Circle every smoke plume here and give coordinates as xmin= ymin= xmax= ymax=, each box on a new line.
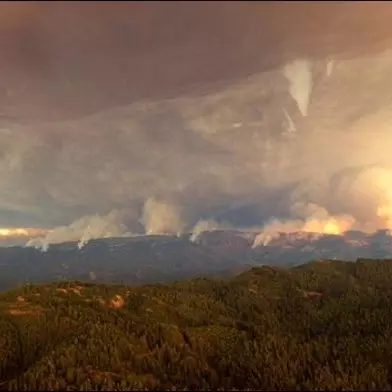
xmin=283 ymin=59 xmax=313 ymax=117
xmin=252 ymin=203 xmax=356 ymax=248
xmin=189 ymin=219 xmax=232 ymax=243
xmin=26 ymin=210 xmax=132 ymax=251
xmin=141 ymin=197 xmax=186 ymax=235
xmin=326 ymin=59 xmax=335 ymax=77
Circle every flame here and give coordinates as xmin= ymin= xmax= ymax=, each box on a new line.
xmin=0 ymin=228 xmax=48 ymax=237
xmin=302 ymin=216 xmax=355 ymax=235
xmin=251 ymin=211 xmax=356 ymax=248
xmin=322 ymin=221 xmax=341 ymax=235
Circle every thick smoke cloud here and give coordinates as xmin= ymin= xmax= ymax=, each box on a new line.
xmin=2 ymin=2 xmax=392 ymax=123
xmin=1 ymin=48 xmax=392 ymax=247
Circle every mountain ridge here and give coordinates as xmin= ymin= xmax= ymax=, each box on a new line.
xmin=0 ymin=229 xmax=391 ymax=292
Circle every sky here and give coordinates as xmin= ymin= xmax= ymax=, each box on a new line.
xmin=2 ymin=2 xmax=392 ymax=247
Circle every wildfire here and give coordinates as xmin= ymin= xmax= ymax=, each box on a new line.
xmin=322 ymin=221 xmax=341 ymax=235
xmin=301 ymin=215 xmax=355 ymax=236
xmin=0 ymin=228 xmax=48 ymax=237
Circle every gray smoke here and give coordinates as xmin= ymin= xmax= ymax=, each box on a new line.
xmin=15 ymin=48 xmax=392 ymax=249
xmin=26 ymin=210 xmax=132 ymax=251
xmin=141 ymin=197 xmax=185 ymax=236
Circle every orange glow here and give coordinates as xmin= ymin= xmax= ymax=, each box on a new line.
xmin=322 ymin=221 xmax=341 ymax=235
xmin=0 ymin=228 xmax=48 ymax=237
xmin=301 ymin=216 xmax=355 ymax=236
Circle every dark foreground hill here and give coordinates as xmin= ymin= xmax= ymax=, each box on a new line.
xmin=2 ymin=259 xmax=392 ymax=390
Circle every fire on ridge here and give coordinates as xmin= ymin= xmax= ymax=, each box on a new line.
xmin=0 ymin=228 xmax=48 ymax=238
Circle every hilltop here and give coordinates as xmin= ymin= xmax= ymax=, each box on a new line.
xmin=2 ymin=229 xmax=392 ymax=292
xmin=2 ymin=259 xmax=392 ymax=390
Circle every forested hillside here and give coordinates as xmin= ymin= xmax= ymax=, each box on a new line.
xmin=3 ymin=229 xmax=392 ymax=292
xmin=2 ymin=258 xmax=392 ymax=390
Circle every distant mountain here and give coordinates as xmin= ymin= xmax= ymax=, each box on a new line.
xmin=1 ymin=229 xmax=392 ymax=291
xmin=0 ymin=234 xmax=250 ymax=291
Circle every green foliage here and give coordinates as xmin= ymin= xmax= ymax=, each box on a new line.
xmin=2 ymin=260 xmax=392 ymax=390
